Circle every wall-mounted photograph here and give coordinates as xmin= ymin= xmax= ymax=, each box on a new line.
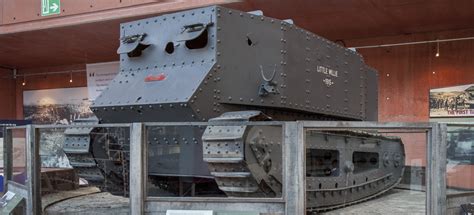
xmin=23 ymin=87 xmax=94 ymax=125
xmin=429 ymin=84 xmax=474 ymax=118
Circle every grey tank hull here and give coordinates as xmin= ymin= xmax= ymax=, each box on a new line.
xmin=90 ymin=6 xmax=378 ymax=123
xmin=60 ymin=5 xmax=405 ymax=213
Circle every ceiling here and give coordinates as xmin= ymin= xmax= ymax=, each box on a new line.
xmin=1 ymin=0 xmax=473 ymax=69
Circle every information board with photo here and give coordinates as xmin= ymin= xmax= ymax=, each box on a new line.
xmin=429 ymin=84 xmax=474 ymax=118
xmin=23 ymin=87 xmax=94 ymax=124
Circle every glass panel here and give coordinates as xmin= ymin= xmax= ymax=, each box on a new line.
xmin=12 ymin=128 xmax=27 ymax=185
xmin=445 ymin=125 xmax=474 ymax=215
xmin=305 ymin=128 xmax=427 ymax=214
xmin=38 ymin=127 xmax=79 ymax=196
xmin=146 ymin=124 xmax=283 ymax=198
xmin=37 ymin=125 xmax=130 ymax=202
xmin=0 ymin=127 xmax=5 ymax=170
xmin=306 ymin=149 xmax=340 ymax=177
xmin=353 ymin=151 xmax=379 ymax=173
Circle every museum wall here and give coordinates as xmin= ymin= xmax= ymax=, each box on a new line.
xmin=0 ymin=68 xmax=15 ymax=119
xmin=348 ymin=28 xmax=474 ymax=122
xmin=347 ymin=28 xmax=474 ymax=166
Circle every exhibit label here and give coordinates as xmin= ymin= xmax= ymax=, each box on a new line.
xmin=86 ymin=61 xmax=119 ymax=101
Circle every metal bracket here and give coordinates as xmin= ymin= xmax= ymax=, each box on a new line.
xmin=117 ymin=33 xmax=150 ymax=57
xmin=176 ymin=22 xmax=214 ymax=42
xmin=258 ymin=65 xmax=279 ymax=97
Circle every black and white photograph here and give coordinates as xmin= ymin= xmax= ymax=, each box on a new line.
xmin=429 ymin=84 xmax=474 ymax=118
xmin=23 ymin=87 xmax=94 ymax=124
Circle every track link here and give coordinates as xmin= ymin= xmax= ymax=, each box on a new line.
xmin=63 ymin=118 xmax=106 ymax=188
xmin=202 ymin=111 xmax=264 ymax=196
xmin=63 ymin=118 xmax=130 ymax=196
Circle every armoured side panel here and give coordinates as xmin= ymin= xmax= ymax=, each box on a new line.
xmin=147 ymin=125 xmax=210 ymax=177
xmin=283 ymin=25 xmax=371 ymax=120
xmin=211 ymin=7 xmax=377 ymax=121
xmin=305 ymin=131 xmax=405 ymax=210
xmin=210 ymin=8 xmax=284 ymax=113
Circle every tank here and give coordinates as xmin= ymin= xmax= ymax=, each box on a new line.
xmin=64 ymin=6 xmax=405 ymax=212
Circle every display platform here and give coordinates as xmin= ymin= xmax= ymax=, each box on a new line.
xmin=43 ymin=188 xmax=128 ymax=215
xmin=42 ymin=188 xmax=425 ymax=215
xmin=321 ymin=189 xmax=425 ymax=215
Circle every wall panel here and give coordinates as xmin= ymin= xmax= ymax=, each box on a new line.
xmin=350 ymin=30 xmax=474 ymax=165
xmin=0 ymin=0 xmax=3 ymax=25
xmin=0 ymin=68 xmax=15 ymax=119
xmin=350 ymin=29 xmax=474 ymax=122
xmin=1 ymin=0 xmax=157 ymax=24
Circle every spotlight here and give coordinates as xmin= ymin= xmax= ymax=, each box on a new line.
xmin=22 ymin=76 xmax=26 ymax=86
xmin=435 ymin=41 xmax=440 ymax=57
xmin=69 ymin=72 xmax=73 ymax=83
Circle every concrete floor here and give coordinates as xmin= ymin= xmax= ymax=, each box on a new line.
xmin=43 ymin=188 xmax=425 ymax=214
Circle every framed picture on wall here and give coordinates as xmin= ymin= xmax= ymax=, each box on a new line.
xmin=429 ymin=84 xmax=474 ymax=118
xmin=23 ymin=87 xmax=94 ymax=124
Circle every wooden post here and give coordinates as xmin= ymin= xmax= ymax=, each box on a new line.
xmin=26 ymin=125 xmax=41 ymax=215
xmin=284 ymin=122 xmax=305 ymax=215
xmin=130 ymin=123 xmax=145 ymax=215
xmin=426 ymin=123 xmax=447 ymax=215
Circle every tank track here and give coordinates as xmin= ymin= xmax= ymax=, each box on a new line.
xmin=202 ymin=111 xmax=281 ymax=197
xmin=63 ymin=118 xmax=130 ymax=196
xmin=307 ymin=176 xmax=403 ymax=213
xmin=202 ymin=111 xmax=405 ymax=212
xmin=63 ymin=118 xmax=104 ymax=187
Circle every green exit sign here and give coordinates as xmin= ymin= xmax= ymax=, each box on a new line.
xmin=41 ymin=0 xmax=60 ymax=16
